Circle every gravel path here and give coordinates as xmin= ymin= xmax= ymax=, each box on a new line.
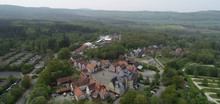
xmin=191 ymin=78 xmax=219 ymax=104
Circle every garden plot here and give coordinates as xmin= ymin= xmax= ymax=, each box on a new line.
xmin=11 ymin=53 xmax=33 ymax=65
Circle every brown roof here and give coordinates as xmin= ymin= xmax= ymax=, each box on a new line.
xmin=119 ymin=55 xmax=125 ymax=60
xmin=73 ymin=86 xmax=83 ymax=98
xmin=91 ymin=63 xmax=97 ymax=67
xmin=127 ymin=58 xmax=135 ymax=63
xmin=57 ymin=76 xmax=72 ymax=84
xmin=82 ymin=69 xmax=88 ymax=73
xmin=120 ymin=63 xmax=126 ymax=69
xmin=101 ymin=60 xmax=109 ymax=64
xmin=79 ymin=72 xmax=86 ymax=80
xmin=88 ymin=83 xmax=96 ymax=90
xmin=99 ymin=85 xmax=107 ymax=95
xmin=87 ymin=63 xmax=94 ymax=69
xmin=71 ymin=78 xmax=90 ymax=87
xmin=92 ymin=90 xmax=99 ymax=96
xmin=56 ymin=87 xmax=71 ymax=93
xmin=89 ymin=77 xmax=94 ymax=84
xmin=185 ymin=50 xmax=189 ymax=53
xmin=126 ymin=65 xmax=134 ymax=71
xmin=113 ymin=62 xmax=119 ymax=67
xmin=79 ymin=61 xmax=88 ymax=66
xmin=118 ymin=61 xmax=128 ymax=66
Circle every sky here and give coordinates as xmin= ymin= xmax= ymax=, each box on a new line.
xmin=1 ymin=0 xmax=220 ymax=12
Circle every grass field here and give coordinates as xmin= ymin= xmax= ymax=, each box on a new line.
xmin=209 ymin=94 xmax=220 ymax=99
xmin=157 ymin=57 xmax=176 ymax=65
xmin=202 ymin=88 xmax=220 ymax=93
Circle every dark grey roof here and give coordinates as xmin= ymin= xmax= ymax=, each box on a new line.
xmin=72 ymin=55 xmax=83 ymax=59
xmin=109 ymin=59 xmax=114 ymax=63
xmin=138 ymin=51 xmax=145 ymax=56
xmin=134 ymin=61 xmax=139 ymax=67
xmin=110 ymin=76 xmax=117 ymax=86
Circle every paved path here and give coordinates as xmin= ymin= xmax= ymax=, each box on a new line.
xmin=16 ymin=57 xmax=44 ymax=104
xmin=191 ymin=77 xmax=219 ymax=104
xmin=155 ymin=57 xmax=164 ymax=68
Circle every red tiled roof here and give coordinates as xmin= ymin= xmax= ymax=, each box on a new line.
xmin=73 ymin=86 xmax=83 ymax=98
xmin=57 ymin=76 xmax=72 ymax=84
xmin=126 ymin=65 xmax=134 ymax=71
xmin=99 ymin=85 xmax=107 ymax=95
xmin=71 ymin=78 xmax=90 ymax=87
xmin=56 ymin=87 xmax=71 ymax=93
xmin=88 ymin=83 xmax=96 ymax=90
xmin=118 ymin=61 xmax=128 ymax=66
xmin=91 ymin=63 xmax=97 ymax=67
xmin=86 ymin=63 xmax=93 ymax=69
xmin=113 ymin=62 xmax=119 ymax=67
xmin=74 ymin=45 xmax=87 ymax=52
xmin=101 ymin=60 xmax=109 ymax=64
xmin=92 ymin=90 xmax=99 ymax=96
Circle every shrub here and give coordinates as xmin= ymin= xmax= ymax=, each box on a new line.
xmin=217 ymin=91 xmax=220 ymax=97
xmin=202 ymin=78 xmax=208 ymax=86
xmin=106 ymin=96 xmax=113 ymax=103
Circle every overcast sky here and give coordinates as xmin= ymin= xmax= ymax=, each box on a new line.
xmin=1 ymin=0 xmax=220 ymax=12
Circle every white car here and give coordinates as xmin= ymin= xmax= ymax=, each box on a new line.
xmin=151 ymin=91 xmax=155 ymax=94
xmin=186 ymin=85 xmax=189 ymax=88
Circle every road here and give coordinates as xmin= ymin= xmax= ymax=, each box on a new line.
xmin=16 ymin=78 xmax=38 ymax=104
xmin=16 ymin=57 xmax=44 ymax=104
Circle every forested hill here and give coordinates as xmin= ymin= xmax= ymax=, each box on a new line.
xmin=1 ymin=5 xmax=220 ymax=22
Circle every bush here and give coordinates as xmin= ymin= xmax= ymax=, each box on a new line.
xmin=152 ymin=78 xmax=160 ymax=86
xmin=21 ymin=80 xmax=30 ymax=88
xmin=106 ymin=96 xmax=113 ymax=103
xmin=217 ymin=91 xmax=220 ymax=97
xmin=143 ymin=77 xmax=150 ymax=85
xmin=148 ymin=65 xmax=158 ymax=71
xmin=202 ymin=78 xmax=208 ymax=86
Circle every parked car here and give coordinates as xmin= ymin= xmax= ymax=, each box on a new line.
xmin=63 ymin=92 xmax=67 ymax=97
xmin=186 ymin=85 xmax=189 ymax=88
xmin=70 ymin=92 xmax=74 ymax=96
xmin=0 ymin=80 xmax=3 ymax=82
xmin=151 ymin=91 xmax=155 ymax=94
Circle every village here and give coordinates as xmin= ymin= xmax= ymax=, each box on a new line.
xmin=52 ymin=34 xmax=190 ymax=102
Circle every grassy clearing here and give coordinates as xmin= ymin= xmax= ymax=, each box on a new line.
xmin=157 ymin=57 xmax=176 ymax=65
xmin=209 ymin=94 xmax=220 ymax=99
xmin=198 ymin=84 xmax=219 ymax=88
xmin=134 ymin=56 xmax=152 ymax=62
xmin=202 ymin=88 xmax=220 ymax=93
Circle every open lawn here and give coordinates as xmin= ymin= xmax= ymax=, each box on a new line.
xmin=209 ymin=94 xmax=220 ymax=99
xmin=157 ymin=57 xmax=176 ymax=65
xmin=202 ymin=88 xmax=220 ymax=93
xmin=134 ymin=56 xmax=152 ymax=62
xmin=198 ymin=84 xmax=219 ymax=88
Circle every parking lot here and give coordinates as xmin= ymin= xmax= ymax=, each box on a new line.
xmin=5 ymin=53 xmax=24 ymax=63
xmin=139 ymin=70 xmax=156 ymax=83
xmin=11 ymin=53 xmax=33 ymax=65
xmin=53 ymin=92 xmax=73 ymax=102
xmin=27 ymin=55 xmax=41 ymax=64
xmin=0 ymin=71 xmax=23 ymax=78
xmin=0 ymin=52 xmax=15 ymax=60
xmin=90 ymin=68 xmax=117 ymax=88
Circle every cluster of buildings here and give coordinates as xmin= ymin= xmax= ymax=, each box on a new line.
xmin=95 ymin=34 xmax=122 ymax=46
xmin=56 ymin=70 xmax=110 ymax=101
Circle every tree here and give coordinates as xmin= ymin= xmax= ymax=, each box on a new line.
xmin=163 ymin=85 xmax=177 ymax=104
xmin=58 ymin=47 xmax=70 ymax=59
xmin=106 ymin=96 xmax=113 ymax=103
xmin=152 ymin=50 xmax=156 ymax=58
xmin=202 ymin=78 xmax=208 ymax=86
xmin=150 ymin=95 xmax=163 ymax=104
xmin=30 ymin=87 xmax=48 ymax=100
xmin=217 ymin=91 xmax=220 ymax=97
xmin=21 ymin=80 xmax=30 ymax=88
xmin=30 ymin=96 xmax=46 ymax=104
xmin=218 ymin=73 xmax=220 ymax=79
xmin=72 ymin=74 xmax=79 ymax=82
xmin=119 ymin=90 xmax=138 ymax=104
xmin=135 ymin=94 xmax=147 ymax=104
xmin=218 ymin=80 xmax=220 ymax=87
xmin=207 ymin=71 xmax=211 ymax=78
xmin=172 ymin=75 xmax=184 ymax=88
xmin=193 ymin=70 xmax=199 ymax=78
